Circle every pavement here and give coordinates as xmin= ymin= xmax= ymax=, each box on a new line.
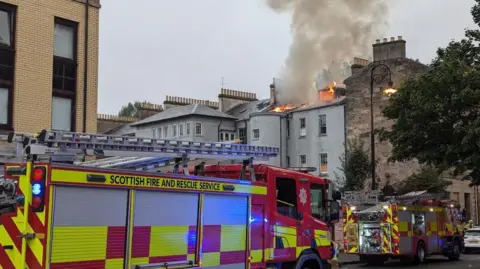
xmin=339 ymin=254 xmax=480 ymax=268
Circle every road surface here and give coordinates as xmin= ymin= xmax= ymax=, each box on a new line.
xmin=342 ymin=254 xmax=480 ymax=268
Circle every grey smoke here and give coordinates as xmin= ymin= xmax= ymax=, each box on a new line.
xmin=266 ymin=0 xmax=391 ymax=104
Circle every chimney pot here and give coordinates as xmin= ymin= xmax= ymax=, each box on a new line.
xmin=390 ymin=37 xmax=395 ymax=41
xmin=398 ymin=36 xmax=402 ymax=40
xmin=383 ymin=38 xmax=388 ymax=42
xmin=376 ymin=39 xmax=380 ymax=44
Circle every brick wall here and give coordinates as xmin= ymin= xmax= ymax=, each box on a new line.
xmin=2 ymin=0 xmax=100 ymax=133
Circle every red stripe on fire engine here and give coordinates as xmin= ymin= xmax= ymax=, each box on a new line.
xmin=150 ymin=254 xmax=187 ymax=263
xmin=0 ymin=246 xmax=15 ymax=269
xmin=1 ymin=215 xmax=22 ymax=251
xmin=26 ymin=245 xmax=43 ymax=269
xmin=202 ymin=225 xmax=221 ymax=252
xmin=106 ymin=226 xmax=126 ymax=259
xmin=50 ymin=260 xmax=106 ymax=269
xmin=220 ymin=250 xmax=246 ymax=264
xmin=131 ymin=226 xmax=151 ymax=258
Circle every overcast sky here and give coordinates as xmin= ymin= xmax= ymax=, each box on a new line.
xmin=97 ymin=0 xmax=477 ymax=114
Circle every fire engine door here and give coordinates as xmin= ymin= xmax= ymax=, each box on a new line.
xmin=131 ymin=190 xmax=199 ymax=268
xmin=425 ymin=211 xmax=438 ymax=253
xmin=49 ymin=186 xmax=129 ymax=268
xmin=201 ymin=194 xmax=248 ymax=269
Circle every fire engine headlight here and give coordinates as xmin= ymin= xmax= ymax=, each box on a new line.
xmin=350 ymin=206 xmax=356 ymax=211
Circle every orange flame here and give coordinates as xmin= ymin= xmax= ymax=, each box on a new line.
xmin=328 ymin=81 xmax=337 ymax=92
xmin=272 ymin=104 xmax=297 ymax=112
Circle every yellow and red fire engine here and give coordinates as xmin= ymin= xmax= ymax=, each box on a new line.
xmin=342 ymin=192 xmax=465 ymax=265
xmin=0 ymin=130 xmax=341 ymax=269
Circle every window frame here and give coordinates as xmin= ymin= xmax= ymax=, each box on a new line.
xmin=195 ymin=122 xmax=203 ymax=136
xmin=163 ymin=126 xmax=168 ymax=138
xmin=179 ymin=123 xmax=184 ymax=136
xmin=299 ymin=117 xmax=306 ymax=137
xmin=220 ymin=133 xmax=224 ymax=141
xmin=300 ymin=155 xmax=307 ymax=166
xmin=230 ymin=133 xmax=234 ymax=141
xmin=157 ymin=127 xmax=162 ymax=138
xmin=318 ymin=114 xmax=327 ymax=135
xmin=186 ymin=122 xmax=191 ymax=135
xmin=51 ymin=96 xmax=74 ymax=131
xmin=173 ymin=124 xmax=178 ymax=137
xmin=52 ymin=17 xmax=78 ymax=132
xmin=239 ymin=128 xmax=247 ymax=144
xmin=320 ymin=153 xmax=328 ymax=174
xmin=253 ymin=128 xmax=260 ymax=140
xmin=0 ymin=2 xmax=16 ymax=131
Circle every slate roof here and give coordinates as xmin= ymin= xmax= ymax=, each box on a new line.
xmin=227 ymin=99 xmax=271 ymax=120
xmin=131 ymin=104 xmax=237 ymax=126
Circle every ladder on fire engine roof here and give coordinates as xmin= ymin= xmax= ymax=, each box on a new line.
xmin=388 ymin=191 xmax=452 ymax=205
xmin=6 ymin=130 xmax=279 ymax=177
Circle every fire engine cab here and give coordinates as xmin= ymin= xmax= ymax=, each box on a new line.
xmin=0 ymin=130 xmax=341 ymax=269
xmin=343 ymin=191 xmax=465 ymax=265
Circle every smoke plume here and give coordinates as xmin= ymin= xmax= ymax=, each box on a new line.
xmin=266 ymin=0 xmax=391 ymax=104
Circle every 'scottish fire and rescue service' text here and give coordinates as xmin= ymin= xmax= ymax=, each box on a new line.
xmin=109 ymin=175 xmax=221 ymax=191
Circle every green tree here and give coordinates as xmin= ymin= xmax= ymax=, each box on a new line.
xmin=378 ymin=0 xmax=480 ymax=181
xmin=398 ymin=166 xmax=452 ymax=194
xmin=118 ymin=101 xmax=152 ymax=118
xmin=335 ymin=138 xmax=371 ymax=191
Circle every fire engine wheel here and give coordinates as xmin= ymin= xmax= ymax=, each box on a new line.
xmin=448 ymin=240 xmax=461 ymax=261
xmin=414 ymin=242 xmax=426 ymax=264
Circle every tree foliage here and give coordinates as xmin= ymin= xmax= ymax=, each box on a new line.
xmin=398 ymin=166 xmax=452 ymax=195
xmin=378 ymin=0 xmax=480 ymax=184
xmin=335 ymin=138 xmax=371 ymax=191
xmin=118 ymin=101 xmax=152 ymax=118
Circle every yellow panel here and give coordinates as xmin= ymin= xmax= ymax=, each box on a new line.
xmin=275 ymin=226 xmax=297 ymax=248
xmin=131 ymin=257 xmax=149 ymax=266
xmin=202 ymin=252 xmax=220 ymax=267
xmin=398 ymin=221 xmax=408 ymax=232
xmin=315 ymin=229 xmax=330 ymax=246
xmin=0 ymin=225 xmax=20 ymax=268
xmin=106 ymin=258 xmax=124 ymax=269
xmin=51 ymin=226 xmax=107 ymax=263
xmin=187 ymin=254 xmax=195 ymax=263
xmin=296 ymin=246 xmax=309 ymax=257
xmin=221 ymin=225 xmax=246 ymax=252
xmin=430 ymin=222 xmax=438 ymax=232
xmin=150 ymin=226 xmax=189 ymax=256
xmin=251 ymin=249 xmax=263 ymax=263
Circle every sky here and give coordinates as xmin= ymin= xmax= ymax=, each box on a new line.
xmin=97 ymin=0 xmax=477 ymax=114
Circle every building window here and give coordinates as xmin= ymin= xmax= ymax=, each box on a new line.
xmin=186 ymin=122 xmax=191 ymax=135
xmin=286 ymin=119 xmax=290 ymax=137
xmin=173 ymin=124 xmax=178 ymax=137
xmin=0 ymin=2 xmax=16 ymax=130
xmin=320 ymin=153 xmax=328 ymax=174
xmin=51 ymin=96 xmax=72 ymax=131
xmin=157 ymin=127 xmax=162 ymax=138
xmin=220 ymin=133 xmax=224 ymax=141
xmin=163 ymin=126 xmax=168 ymax=138
xmin=179 ymin=123 xmax=184 ymax=136
xmin=300 ymin=155 xmax=307 ymax=166
xmin=195 ymin=122 xmax=202 ymax=135
xmin=52 ymin=18 xmax=77 ymax=131
xmin=319 ymin=114 xmax=327 ymax=135
xmin=276 ymin=177 xmax=298 ymax=219
xmin=253 ymin=129 xmax=260 ymax=140
xmin=239 ymin=128 xmax=247 ymax=144
xmin=230 ymin=133 xmax=234 ymax=140
xmin=300 ymin=118 xmax=306 ymax=137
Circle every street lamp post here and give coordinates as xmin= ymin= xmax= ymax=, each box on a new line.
xmin=370 ymin=63 xmax=395 ymax=190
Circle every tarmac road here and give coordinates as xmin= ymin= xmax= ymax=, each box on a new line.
xmin=342 ymin=254 xmax=480 ymax=268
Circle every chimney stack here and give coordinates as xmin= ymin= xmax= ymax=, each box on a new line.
xmin=373 ymin=36 xmax=406 ymax=61
xmin=351 ymin=57 xmax=369 ymax=75
xmin=270 ymin=83 xmax=276 ymax=105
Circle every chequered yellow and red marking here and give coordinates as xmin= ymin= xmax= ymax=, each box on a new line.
xmin=381 ymin=224 xmax=391 ymax=253
xmin=0 ymin=163 xmax=47 ymax=269
xmin=130 ymin=225 xmax=197 ymax=265
xmin=398 ymin=220 xmax=412 ymax=237
xmin=202 ymin=224 xmax=247 ymax=267
xmin=49 ymin=225 xmax=126 ymax=268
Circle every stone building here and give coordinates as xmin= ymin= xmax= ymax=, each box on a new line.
xmin=344 ymin=36 xmax=478 ymax=222
xmin=0 ymin=0 xmax=101 ymax=134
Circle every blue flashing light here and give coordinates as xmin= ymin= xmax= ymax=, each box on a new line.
xmin=250 ymin=217 xmax=255 ymax=223
xmin=264 ymin=218 xmax=268 ymax=223
xmin=32 ymin=183 xmax=42 ymax=196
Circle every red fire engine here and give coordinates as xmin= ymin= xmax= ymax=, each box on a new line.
xmin=0 ymin=130 xmax=341 ymax=269
xmin=342 ymin=191 xmax=465 ymax=265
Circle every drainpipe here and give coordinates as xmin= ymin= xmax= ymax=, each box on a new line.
xmin=82 ymin=0 xmax=89 ymax=133
xmin=217 ymin=120 xmax=223 ymax=141
xmin=279 ymin=115 xmax=283 ymax=167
